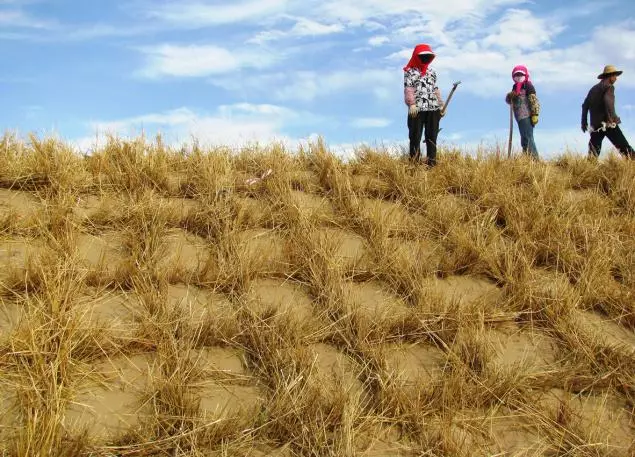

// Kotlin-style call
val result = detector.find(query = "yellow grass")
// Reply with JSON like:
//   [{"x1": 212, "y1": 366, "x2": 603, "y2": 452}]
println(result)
[{"x1": 0, "y1": 133, "x2": 634, "y2": 456}]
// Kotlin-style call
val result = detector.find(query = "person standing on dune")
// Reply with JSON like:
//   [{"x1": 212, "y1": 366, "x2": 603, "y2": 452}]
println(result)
[
  {"x1": 404, "y1": 43, "x2": 444, "y2": 166},
  {"x1": 505, "y1": 65, "x2": 540, "y2": 159},
  {"x1": 581, "y1": 65, "x2": 634, "y2": 159}
]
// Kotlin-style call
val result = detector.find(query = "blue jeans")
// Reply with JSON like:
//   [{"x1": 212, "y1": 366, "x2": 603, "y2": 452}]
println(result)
[{"x1": 517, "y1": 117, "x2": 538, "y2": 158}]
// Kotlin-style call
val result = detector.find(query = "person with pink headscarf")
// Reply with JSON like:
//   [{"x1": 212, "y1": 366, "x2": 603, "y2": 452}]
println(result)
[{"x1": 505, "y1": 65, "x2": 540, "y2": 158}]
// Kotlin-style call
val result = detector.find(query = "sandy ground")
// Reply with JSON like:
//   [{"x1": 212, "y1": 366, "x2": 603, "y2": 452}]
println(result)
[{"x1": 0, "y1": 168, "x2": 633, "y2": 456}]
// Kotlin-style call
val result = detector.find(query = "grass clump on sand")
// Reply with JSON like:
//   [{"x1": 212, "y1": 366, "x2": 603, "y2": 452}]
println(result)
[{"x1": 0, "y1": 133, "x2": 633, "y2": 456}]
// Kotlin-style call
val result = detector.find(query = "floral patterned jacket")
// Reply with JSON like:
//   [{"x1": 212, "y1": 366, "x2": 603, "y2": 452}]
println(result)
[{"x1": 404, "y1": 68, "x2": 443, "y2": 111}]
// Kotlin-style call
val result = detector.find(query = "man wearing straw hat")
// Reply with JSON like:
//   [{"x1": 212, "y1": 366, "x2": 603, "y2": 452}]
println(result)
[{"x1": 581, "y1": 65, "x2": 634, "y2": 159}]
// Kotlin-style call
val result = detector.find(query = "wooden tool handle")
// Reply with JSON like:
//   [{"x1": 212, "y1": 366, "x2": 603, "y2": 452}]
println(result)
[
  {"x1": 507, "y1": 103, "x2": 513, "y2": 159},
  {"x1": 441, "y1": 81, "x2": 461, "y2": 114}
]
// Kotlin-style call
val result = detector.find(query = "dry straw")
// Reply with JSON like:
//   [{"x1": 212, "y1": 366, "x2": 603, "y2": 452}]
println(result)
[{"x1": 0, "y1": 134, "x2": 633, "y2": 456}]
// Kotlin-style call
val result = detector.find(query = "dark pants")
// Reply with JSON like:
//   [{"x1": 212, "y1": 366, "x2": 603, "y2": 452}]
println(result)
[
  {"x1": 589, "y1": 125, "x2": 635, "y2": 158},
  {"x1": 517, "y1": 117, "x2": 539, "y2": 159},
  {"x1": 408, "y1": 109, "x2": 440, "y2": 166}
]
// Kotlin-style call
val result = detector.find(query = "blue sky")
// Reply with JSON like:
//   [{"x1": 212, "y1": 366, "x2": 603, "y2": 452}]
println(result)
[{"x1": 1, "y1": 0, "x2": 634, "y2": 157}]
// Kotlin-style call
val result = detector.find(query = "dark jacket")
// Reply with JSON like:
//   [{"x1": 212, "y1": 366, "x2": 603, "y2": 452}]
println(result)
[{"x1": 581, "y1": 80, "x2": 620, "y2": 129}]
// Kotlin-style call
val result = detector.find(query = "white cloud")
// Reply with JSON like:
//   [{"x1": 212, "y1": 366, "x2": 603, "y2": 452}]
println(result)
[
  {"x1": 512, "y1": 23, "x2": 635, "y2": 90},
  {"x1": 94, "y1": 2, "x2": 635, "y2": 98},
  {"x1": 0, "y1": 9, "x2": 54, "y2": 29},
  {"x1": 368, "y1": 35, "x2": 389, "y2": 47},
  {"x1": 217, "y1": 103, "x2": 298, "y2": 118},
  {"x1": 145, "y1": 0, "x2": 288, "y2": 27},
  {"x1": 268, "y1": 72, "x2": 321, "y2": 102},
  {"x1": 293, "y1": 69, "x2": 395, "y2": 101},
  {"x1": 211, "y1": 68, "x2": 396, "y2": 103},
  {"x1": 249, "y1": 17, "x2": 344, "y2": 43},
  {"x1": 386, "y1": 19, "x2": 635, "y2": 98},
  {"x1": 482, "y1": 8, "x2": 565, "y2": 50},
  {"x1": 137, "y1": 44, "x2": 239, "y2": 78},
  {"x1": 77, "y1": 109, "x2": 284, "y2": 151},
  {"x1": 63, "y1": 23, "x2": 157, "y2": 40},
  {"x1": 291, "y1": 17, "x2": 343, "y2": 35},
  {"x1": 136, "y1": 43, "x2": 280, "y2": 78},
  {"x1": 316, "y1": 0, "x2": 525, "y2": 27},
  {"x1": 351, "y1": 117, "x2": 392, "y2": 128},
  {"x1": 86, "y1": 107, "x2": 199, "y2": 133},
  {"x1": 134, "y1": 0, "x2": 526, "y2": 42},
  {"x1": 75, "y1": 104, "x2": 326, "y2": 152}
]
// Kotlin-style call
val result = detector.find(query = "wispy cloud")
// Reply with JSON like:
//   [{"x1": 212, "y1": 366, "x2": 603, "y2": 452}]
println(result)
[
  {"x1": 0, "y1": 8, "x2": 56, "y2": 29},
  {"x1": 144, "y1": 0, "x2": 288, "y2": 27},
  {"x1": 76, "y1": 103, "x2": 324, "y2": 151},
  {"x1": 63, "y1": 23, "x2": 158, "y2": 40},
  {"x1": 135, "y1": 43, "x2": 281, "y2": 78},
  {"x1": 315, "y1": 0, "x2": 525, "y2": 27},
  {"x1": 351, "y1": 117, "x2": 392, "y2": 128},
  {"x1": 211, "y1": 68, "x2": 395, "y2": 102},
  {"x1": 249, "y1": 16, "x2": 343, "y2": 43},
  {"x1": 0, "y1": 3, "x2": 150, "y2": 41},
  {"x1": 482, "y1": 8, "x2": 565, "y2": 50},
  {"x1": 368, "y1": 35, "x2": 389, "y2": 47},
  {"x1": 76, "y1": 106, "x2": 284, "y2": 151},
  {"x1": 0, "y1": 0, "x2": 44, "y2": 6},
  {"x1": 387, "y1": 16, "x2": 635, "y2": 96}
]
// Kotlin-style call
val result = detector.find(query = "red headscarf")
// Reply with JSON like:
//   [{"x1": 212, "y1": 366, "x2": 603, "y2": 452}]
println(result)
[
  {"x1": 403, "y1": 44, "x2": 436, "y2": 76},
  {"x1": 512, "y1": 64, "x2": 530, "y2": 95}
]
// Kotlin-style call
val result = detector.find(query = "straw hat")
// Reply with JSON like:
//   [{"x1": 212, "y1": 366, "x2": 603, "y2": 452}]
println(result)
[{"x1": 598, "y1": 65, "x2": 623, "y2": 79}]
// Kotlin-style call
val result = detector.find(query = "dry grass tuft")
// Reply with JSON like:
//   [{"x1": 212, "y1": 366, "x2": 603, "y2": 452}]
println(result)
[{"x1": 1, "y1": 134, "x2": 634, "y2": 456}]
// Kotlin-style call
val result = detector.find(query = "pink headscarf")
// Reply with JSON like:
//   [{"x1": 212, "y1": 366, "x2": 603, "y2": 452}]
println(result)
[{"x1": 512, "y1": 65, "x2": 530, "y2": 95}]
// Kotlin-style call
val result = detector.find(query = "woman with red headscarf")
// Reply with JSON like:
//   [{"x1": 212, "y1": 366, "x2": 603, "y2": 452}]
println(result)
[
  {"x1": 505, "y1": 65, "x2": 540, "y2": 158},
  {"x1": 404, "y1": 43, "x2": 444, "y2": 166}
]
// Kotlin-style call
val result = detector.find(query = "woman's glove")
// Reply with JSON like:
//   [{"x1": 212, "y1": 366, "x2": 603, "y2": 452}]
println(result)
[
  {"x1": 531, "y1": 115, "x2": 539, "y2": 126},
  {"x1": 409, "y1": 105, "x2": 419, "y2": 117}
]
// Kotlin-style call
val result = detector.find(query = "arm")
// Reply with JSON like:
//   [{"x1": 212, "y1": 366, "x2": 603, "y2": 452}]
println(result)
[
  {"x1": 528, "y1": 94, "x2": 540, "y2": 116},
  {"x1": 432, "y1": 71, "x2": 444, "y2": 107},
  {"x1": 435, "y1": 88, "x2": 444, "y2": 107},
  {"x1": 505, "y1": 84, "x2": 516, "y2": 104},
  {"x1": 505, "y1": 92, "x2": 512, "y2": 104},
  {"x1": 604, "y1": 85, "x2": 619, "y2": 123},
  {"x1": 581, "y1": 92, "x2": 590, "y2": 129},
  {"x1": 526, "y1": 83, "x2": 540, "y2": 116},
  {"x1": 404, "y1": 71, "x2": 415, "y2": 106},
  {"x1": 404, "y1": 70, "x2": 419, "y2": 116},
  {"x1": 405, "y1": 87, "x2": 415, "y2": 106}
]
